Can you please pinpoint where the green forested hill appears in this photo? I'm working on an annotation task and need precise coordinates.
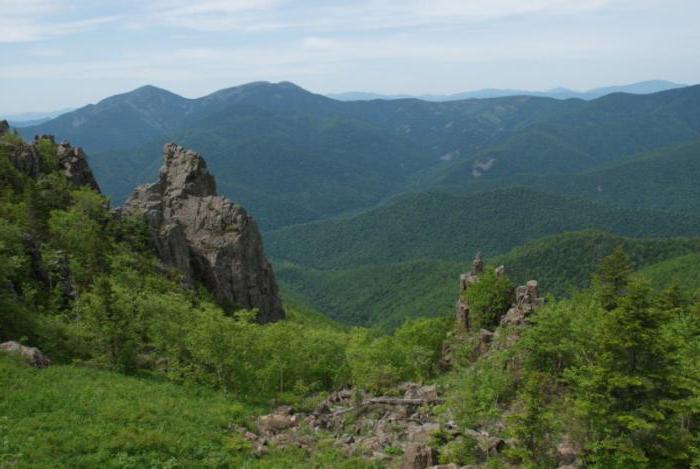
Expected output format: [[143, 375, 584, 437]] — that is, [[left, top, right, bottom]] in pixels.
[[266, 188, 700, 270], [275, 230, 700, 328], [536, 138, 700, 214], [19, 83, 700, 230], [20, 83, 571, 229], [436, 85, 700, 186]]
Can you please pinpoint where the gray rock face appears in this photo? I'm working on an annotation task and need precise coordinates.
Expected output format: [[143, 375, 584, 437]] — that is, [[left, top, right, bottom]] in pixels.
[[55, 140, 101, 192], [122, 143, 285, 323], [0, 120, 9, 137]]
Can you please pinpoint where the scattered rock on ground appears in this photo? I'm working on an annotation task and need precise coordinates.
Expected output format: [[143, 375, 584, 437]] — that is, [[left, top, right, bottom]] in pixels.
[[0, 341, 50, 367]]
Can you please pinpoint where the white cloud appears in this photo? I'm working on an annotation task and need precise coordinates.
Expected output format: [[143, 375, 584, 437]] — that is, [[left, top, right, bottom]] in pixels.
[[0, 0, 120, 42]]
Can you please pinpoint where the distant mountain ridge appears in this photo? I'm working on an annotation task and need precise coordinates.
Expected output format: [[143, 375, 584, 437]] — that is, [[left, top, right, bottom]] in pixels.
[[12, 81, 700, 231], [328, 80, 687, 101]]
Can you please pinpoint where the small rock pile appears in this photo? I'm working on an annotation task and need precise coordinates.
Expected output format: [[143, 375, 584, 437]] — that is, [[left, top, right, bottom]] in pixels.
[[235, 383, 450, 467]]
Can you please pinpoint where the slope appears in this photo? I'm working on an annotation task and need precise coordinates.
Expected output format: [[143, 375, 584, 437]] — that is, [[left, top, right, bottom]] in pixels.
[[266, 188, 700, 270], [275, 230, 700, 329], [436, 85, 700, 186]]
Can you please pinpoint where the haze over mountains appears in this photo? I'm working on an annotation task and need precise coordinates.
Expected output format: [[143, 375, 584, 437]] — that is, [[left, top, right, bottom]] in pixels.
[[328, 80, 687, 102], [11, 80, 700, 326]]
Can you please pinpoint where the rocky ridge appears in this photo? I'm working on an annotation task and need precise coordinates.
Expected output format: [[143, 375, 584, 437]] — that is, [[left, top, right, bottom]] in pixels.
[[121, 143, 284, 323], [0, 121, 99, 191]]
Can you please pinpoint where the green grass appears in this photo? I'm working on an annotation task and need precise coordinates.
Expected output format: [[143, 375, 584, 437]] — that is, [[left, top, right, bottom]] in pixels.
[[0, 355, 261, 468], [0, 355, 383, 468]]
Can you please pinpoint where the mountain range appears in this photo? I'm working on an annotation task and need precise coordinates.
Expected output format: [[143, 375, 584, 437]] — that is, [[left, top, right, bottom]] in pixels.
[[11, 80, 700, 326], [328, 79, 687, 101]]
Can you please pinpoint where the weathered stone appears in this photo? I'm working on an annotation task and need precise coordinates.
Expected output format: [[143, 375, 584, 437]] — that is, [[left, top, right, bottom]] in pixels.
[[402, 443, 438, 469], [402, 383, 439, 402], [470, 251, 484, 276], [56, 141, 100, 191], [500, 279, 545, 327], [0, 341, 50, 367], [257, 410, 297, 434], [407, 423, 440, 443], [121, 143, 284, 323], [455, 298, 469, 331], [556, 440, 580, 466], [0, 120, 9, 136], [477, 328, 494, 355]]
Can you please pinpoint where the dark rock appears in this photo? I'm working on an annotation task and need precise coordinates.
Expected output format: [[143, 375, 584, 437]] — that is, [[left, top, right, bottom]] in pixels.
[[0, 341, 50, 367], [477, 328, 494, 355], [121, 143, 284, 323], [402, 443, 438, 469], [8, 145, 41, 179], [0, 120, 9, 136]]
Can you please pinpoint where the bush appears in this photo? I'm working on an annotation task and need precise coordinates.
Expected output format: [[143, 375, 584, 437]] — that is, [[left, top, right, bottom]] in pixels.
[[465, 270, 514, 330]]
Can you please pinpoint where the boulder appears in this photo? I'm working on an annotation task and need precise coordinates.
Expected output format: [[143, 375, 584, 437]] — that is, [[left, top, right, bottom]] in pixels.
[[257, 407, 298, 434], [0, 341, 50, 367], [121, 143, 285, 323], [402, 383, 439, 402], [402, 443, 438, 469]]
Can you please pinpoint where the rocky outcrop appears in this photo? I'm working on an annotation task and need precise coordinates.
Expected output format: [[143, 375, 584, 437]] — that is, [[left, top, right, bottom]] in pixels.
[[55, 139, 100, 191], [500, 279, 544, 327], [1, 130, 99, 192], [0, 341, 50, 367], [0, 120, 9, 137], [455, 252, 484, 331], [239, 383, 443, 464], [121, 143, 284, 323]]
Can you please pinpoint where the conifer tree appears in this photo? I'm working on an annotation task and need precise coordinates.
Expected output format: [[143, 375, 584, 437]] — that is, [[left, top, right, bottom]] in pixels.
[[595, 246, 632, 311]]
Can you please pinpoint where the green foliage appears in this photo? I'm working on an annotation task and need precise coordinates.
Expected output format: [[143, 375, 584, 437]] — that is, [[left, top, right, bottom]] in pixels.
[[465, 270, 514, 330], [594, 246, 632, 311], [0, 355, 266, 468], [267, 189, 700, 271], [346, 316, 450, 392]]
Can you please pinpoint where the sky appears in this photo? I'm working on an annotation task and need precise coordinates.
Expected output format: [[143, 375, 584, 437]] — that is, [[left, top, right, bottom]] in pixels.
[[1, 0, 699, 115]]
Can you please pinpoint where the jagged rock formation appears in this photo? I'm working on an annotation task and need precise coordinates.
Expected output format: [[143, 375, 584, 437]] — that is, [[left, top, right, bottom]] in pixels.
[[500, 279, 545, 327], [54, 138, 100, 192], [455, 252, 543, 333], [0, 125, 100, 192], [121, 143, 284, 323], [455, 252, 483, 331]]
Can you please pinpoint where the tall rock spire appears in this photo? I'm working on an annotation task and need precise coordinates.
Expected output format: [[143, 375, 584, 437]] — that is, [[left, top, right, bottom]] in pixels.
[[122, 143, 285, 323]]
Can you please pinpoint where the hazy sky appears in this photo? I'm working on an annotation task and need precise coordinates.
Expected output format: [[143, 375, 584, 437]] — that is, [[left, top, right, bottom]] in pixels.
[[1, 0, 699, 114]]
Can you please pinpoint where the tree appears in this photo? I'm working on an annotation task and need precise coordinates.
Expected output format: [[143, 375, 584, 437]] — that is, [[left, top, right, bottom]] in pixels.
[[595, 246, 632, 311], [571, 279, 683, 466]]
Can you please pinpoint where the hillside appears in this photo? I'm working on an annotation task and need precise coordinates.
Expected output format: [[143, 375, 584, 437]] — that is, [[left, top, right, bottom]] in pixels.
[[435, 85, 700, 186], [266, 188, 700, 270], [20, 83, 572, 229], [18, 83, 700, 230], [275, 230, 700, 328]]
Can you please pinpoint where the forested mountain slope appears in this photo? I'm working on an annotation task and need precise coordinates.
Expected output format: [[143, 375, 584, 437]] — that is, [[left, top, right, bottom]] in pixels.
[[266, 188, 700, 270], [18, 83, 700, 230], [275, 230, 700, 329], [435, 84, 700, 186]]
